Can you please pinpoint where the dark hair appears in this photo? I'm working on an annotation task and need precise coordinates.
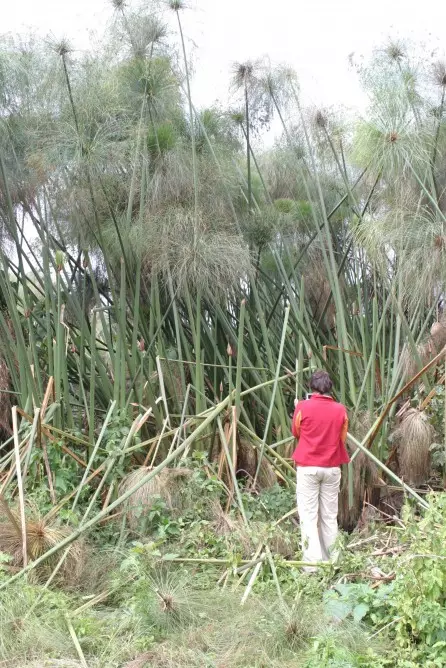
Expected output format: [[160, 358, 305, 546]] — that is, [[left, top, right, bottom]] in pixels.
[[309, 370, 333, 395]]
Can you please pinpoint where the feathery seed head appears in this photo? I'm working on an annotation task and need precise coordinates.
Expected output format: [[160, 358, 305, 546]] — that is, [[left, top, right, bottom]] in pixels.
[[231, 110, 244, 124], [433, 60, 446, 87], [430, 104, 444, 119], [230, 110, 245, 126], [261, 70, 278, 97], [314, 109, 328, 128], [385, 41, 405, 62], [281, 65, 299, 85], [51, 37, 72, 58], [145, 209, 251, 298], [430, 320, 446, 343], [168, 0, 186, 10], [232, 61, 255, 89], [237, 62, 254, 79], [119, 467, 192, 530], [148, 20, 168, 45], [125, 16, 168, 58]]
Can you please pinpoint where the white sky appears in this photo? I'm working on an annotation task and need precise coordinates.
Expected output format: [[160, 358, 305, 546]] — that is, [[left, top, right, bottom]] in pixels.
[[3, 0, 446, 114]]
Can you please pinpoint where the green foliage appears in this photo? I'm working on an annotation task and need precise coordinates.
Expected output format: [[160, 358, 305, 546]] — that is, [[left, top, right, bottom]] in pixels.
[[104, 410, 140, 457], [390, 495, 446, 662], [117, 54, 180, 113], [324, 581, 393, 627], [426, 385, 445, 436], [147, 121, 178, 157], [274, 197, 295, 213], [242, 208, 278, 249], [303, 621, 390, 667], [1, 10, 446, 667], [0, 584, 73, 662], [0, 10, 443, 481], [142, 496, 182, 540], [241, 483, 296, 522], [24, 439, 81, 497], [425, 386, 446, 474], [323, 496, 446, 666]]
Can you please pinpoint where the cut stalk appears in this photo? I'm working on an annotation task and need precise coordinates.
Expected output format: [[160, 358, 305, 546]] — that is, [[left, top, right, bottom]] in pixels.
[[72, 400, 117, 511], [12, 407, 27, 567], [254, 305, 290, 485]]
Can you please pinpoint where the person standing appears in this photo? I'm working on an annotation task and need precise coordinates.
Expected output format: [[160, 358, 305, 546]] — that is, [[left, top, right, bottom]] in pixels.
[[292, 370, 349, 570]]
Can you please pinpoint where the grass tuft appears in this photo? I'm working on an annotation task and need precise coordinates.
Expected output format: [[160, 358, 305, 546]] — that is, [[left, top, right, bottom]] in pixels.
[[119, 467, 192, 531], [0, 506, 85, 585], [0, 585, 73, 664], [393, 408, 433, 486]]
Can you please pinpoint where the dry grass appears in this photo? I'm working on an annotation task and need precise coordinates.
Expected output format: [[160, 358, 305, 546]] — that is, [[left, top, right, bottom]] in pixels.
[[156, 358, 187, 406], [393, 407, 433, 486], [118, 467, 192, 530], [250, 522, 295, 558], [123, 646, 207, 668], [401, 320, 446, 380], [0, 506, 85, 585], [209, 498, 240, 534], [0, 585, 74, 665], [123, 654, 156, 668], [129, 589, 323, 668], [14, 662, 82, 668], [430, 320, 446, 349], [400, 340, 432, 381], [75, 546, 122, 595]]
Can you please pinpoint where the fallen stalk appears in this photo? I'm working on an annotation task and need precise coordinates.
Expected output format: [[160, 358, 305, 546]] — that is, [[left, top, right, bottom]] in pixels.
[[66, 614, 88, 668], [347, 433, 429, 510], [368, 345, 446, 447], [0, 393, 233, 588], [163, 557, 329, 568]]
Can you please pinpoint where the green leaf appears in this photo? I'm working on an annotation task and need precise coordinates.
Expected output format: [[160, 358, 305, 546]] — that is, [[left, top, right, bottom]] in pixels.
[[334, 583, 354, 597], [162, 553, 180, 561], [353, 602, 369, 623], [325, 598, 352, 622]]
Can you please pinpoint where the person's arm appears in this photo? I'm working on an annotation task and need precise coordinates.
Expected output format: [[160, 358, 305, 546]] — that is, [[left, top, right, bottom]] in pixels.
[[340, 412, 349, 445], [292, 404, 303, 439]]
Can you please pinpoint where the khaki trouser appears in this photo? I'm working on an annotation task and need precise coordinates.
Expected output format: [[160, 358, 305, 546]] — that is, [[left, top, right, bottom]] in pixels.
[[296, 466, 341, 570]]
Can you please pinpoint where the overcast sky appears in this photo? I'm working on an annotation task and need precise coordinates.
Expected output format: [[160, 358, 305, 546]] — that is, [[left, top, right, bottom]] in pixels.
[[3, 0, 446, 113]]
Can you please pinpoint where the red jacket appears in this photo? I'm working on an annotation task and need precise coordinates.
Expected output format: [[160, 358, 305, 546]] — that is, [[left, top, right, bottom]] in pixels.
[[291, 394, 350, 467]]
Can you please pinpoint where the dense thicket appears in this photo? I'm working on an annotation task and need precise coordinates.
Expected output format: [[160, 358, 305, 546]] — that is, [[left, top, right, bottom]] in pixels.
[[1, 5, 446, 514], [3, 6, 446, 667]]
